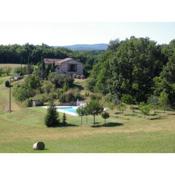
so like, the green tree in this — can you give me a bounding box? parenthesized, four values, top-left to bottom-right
(154, 56, 175, 106)
(42, 81, 55, 94)
(77, 106, 87, 125)
(108, 39, 120, 51)
(13, 84, 35, 101)
(24, 75, 41, 89)
(48, 72, 74, 88)
(117, 103, 126, 113)
(44, 102, 59, 127)
(85, 100, 103, 125)
(139, 103, 151, 116)
(77, 101, 104, 125)
(62, 113, 67, 126)
(121, 94, 134, 104)
(89, 37, 166, 103)
(159, 91, 169, 111)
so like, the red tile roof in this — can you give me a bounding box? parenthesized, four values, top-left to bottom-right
(44, 58, 73, 65)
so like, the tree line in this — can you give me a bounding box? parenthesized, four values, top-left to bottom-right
(0, 43, 71, 64)
(0, 43, 103, 77)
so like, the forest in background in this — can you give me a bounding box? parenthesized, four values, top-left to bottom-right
(1, 36, 175, 106)
(0, 43, 104, 76)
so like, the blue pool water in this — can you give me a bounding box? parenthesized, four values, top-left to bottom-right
(56, 106, 79, 116)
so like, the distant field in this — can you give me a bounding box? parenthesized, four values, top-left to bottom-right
(0, 64, 26, 68)
(0, 76, 175, 153)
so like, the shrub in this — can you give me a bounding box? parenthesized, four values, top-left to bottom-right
(48, 92, 58, 101)
(139, 103, 151, 115)
(0, 67, 12, 76)
(84, 91, 89, 97)
(90, 94, 101, 101)
(74, 90, 83, 100)
(24, 75, 41, 89)
(24, 99, 33, 107)
(4, 67, 12, 76)
(27, 64, 34, 74)
(147, 95, 159, 106)
(49, 72, 74, 88)
(40, 94, 50, 102)
(63, 82, 69, 92)
(121, 94, 135, 104)
(59, 92, 74, 103)
(41, 81, 55, 94)
(105, 93, 120, 104)
(59, 90, 83, 103)
(13, 85, 35, 101)
(0, 68, 4, 76)
(13, 66, 31, 75)
(62, 113, 67, 126)
(159, 91, 169, 111)
(44, 102, 59, 127)
(117, 103, 126, 113)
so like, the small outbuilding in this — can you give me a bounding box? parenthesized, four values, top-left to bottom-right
(32, 100, 43, 107)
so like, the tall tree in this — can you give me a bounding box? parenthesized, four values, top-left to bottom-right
(154, 55, 175, 106)
(89, 37, 167, 102)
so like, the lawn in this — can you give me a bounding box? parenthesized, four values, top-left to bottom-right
(0, 63, 25, 68)
(0, 76, 175, 153)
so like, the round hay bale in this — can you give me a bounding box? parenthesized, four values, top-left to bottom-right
(33, 141, 45, 150)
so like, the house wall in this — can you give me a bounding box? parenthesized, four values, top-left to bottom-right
(56, 60, 83, 75)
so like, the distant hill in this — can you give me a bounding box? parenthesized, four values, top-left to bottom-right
(62, 43, 108, 51)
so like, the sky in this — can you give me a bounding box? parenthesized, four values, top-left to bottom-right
(0, 22, 175, 46)
(0, 0, 174, 46)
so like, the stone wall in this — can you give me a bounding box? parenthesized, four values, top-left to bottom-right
(57, 60, 83, 75)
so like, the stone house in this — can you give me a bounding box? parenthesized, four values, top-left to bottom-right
(44, 58, 84, 77)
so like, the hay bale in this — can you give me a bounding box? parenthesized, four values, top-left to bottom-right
(33, 142, 45, 150)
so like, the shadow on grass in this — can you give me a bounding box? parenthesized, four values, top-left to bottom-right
(47, 123, 79, 128)
(58, 123, 79, 127)
(124, 113, 137, 117)
(33, 148, 49, 152)
(168, 112, 175, 115)
(91, 122, 123, 128)
(149, 113, 158, 116)
(114, 111, 123, 115)
(145, 114, 162, 120)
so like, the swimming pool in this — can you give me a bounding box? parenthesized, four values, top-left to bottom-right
(56, 106, 79, 116)
(42, 106, 79, 116)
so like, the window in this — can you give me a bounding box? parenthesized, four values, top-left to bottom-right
(69, 64, 77, 72)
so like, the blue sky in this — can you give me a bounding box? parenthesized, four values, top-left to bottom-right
(0, 22, 175, 45)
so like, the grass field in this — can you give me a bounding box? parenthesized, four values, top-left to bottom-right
(0, 63, 25, 68)
(0, 76, 175, 153)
